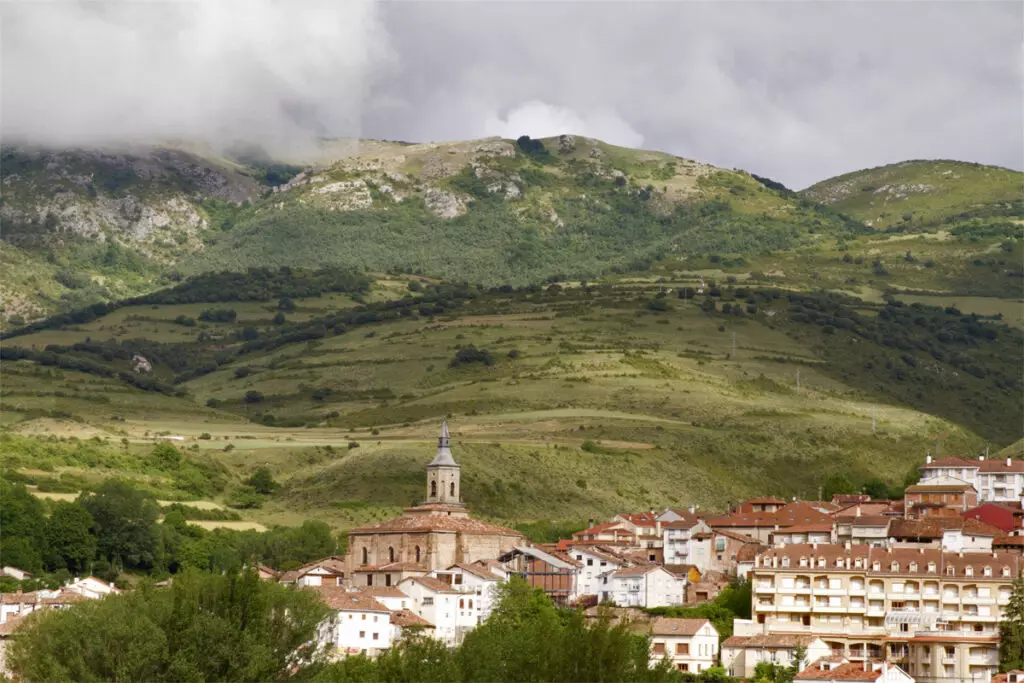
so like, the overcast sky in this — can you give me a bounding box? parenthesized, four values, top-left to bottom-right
(2, 1, 1021, 188)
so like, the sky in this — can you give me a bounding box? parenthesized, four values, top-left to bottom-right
(1, 0, 1021, 188)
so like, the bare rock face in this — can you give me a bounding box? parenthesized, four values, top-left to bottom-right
(424, 188, 466, 218)
(310, 180, 373, 210)
(558, 135, 577, 154)
(473, 139, 516, 158)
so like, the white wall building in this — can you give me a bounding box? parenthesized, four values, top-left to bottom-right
(919, 455, 1024, 504)
(431, 564, 502, 622)
(398, 576, 472, 646)
(568, 546, 627, 600)
(313, 591, 395, 658)
(662, 520, 710, 567)
(599, 566, 685, 608)
(646, 617, 719, 674)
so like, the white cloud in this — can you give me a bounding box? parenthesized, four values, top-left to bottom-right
(483, 101, 644, 148)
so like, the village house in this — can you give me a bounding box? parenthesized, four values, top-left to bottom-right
(279, 557, 347, 587)
(430, 563, 503, 621)
(0, 568, 31, 582)
(498, 545, 578, 606)
(598, 565, 685, 608)
(904, 477, 978, 519)
(690, 528, 764, 576)
(771, 523, 835, 546)
(308, 589, 395, 658)
(397, 575, 472, 646)
(748, 543, 1009, 683)
(63, 576, 120, 599)
(721, 632, 829, 679)
(994, 535, 1024, 555)
(346, 424, 523, 580)
(643, 617, 720, 674)
(888, 517, 999, 552)
(794, 657, 914, 683)
(662, 518, 710, 566)
(708, 501, 834, 544)
(918, 454, 1024, 504)
(567, 545, 628, 602)
(686, 569, 730, 604)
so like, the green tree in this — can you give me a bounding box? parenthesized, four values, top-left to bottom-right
(8, 568, 329, 682)
(43, 502, 96, 574)
(247, 467, 279, 495)
(152, 443, 181, 469)
(0, 482, 47, 572)
(862, 478, 890, 500)
(1001, 576, 1024, 671)
(80, 480, 160, 571)
(822, 473, 855, 501)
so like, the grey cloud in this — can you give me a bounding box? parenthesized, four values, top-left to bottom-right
(2, 1, 1020, 188)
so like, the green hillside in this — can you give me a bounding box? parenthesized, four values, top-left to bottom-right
(801, 159, 1023, 230)
(2, 271, 1019, 529)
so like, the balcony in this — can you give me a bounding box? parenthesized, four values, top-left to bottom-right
(812, 604, 847, 614)
(847, 603, 867, 613)
(755, 584, 776, 594)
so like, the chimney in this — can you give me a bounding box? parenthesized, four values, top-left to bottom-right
(689, 504, 696, 514)
(979, 455, 985, 461)
(926, 455, 932, 464)
(1008, 457, 1013, 468)
(588, 518, 595, 529)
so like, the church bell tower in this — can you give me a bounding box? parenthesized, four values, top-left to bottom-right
(425, 421, 462, 505)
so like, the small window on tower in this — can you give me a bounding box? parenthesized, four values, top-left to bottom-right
(431, 481, 437, 497)
(415, 546, 421, 563)
(450, 482, 456, 497)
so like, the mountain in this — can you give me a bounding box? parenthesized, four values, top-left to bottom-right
(0, 135, 863, 323)
(801, 159, 1023, 230)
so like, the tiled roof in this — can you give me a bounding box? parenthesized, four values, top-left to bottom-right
(566, 545, 628, 565)
(995, 535, 1024, 547)
(795, 659, 883, 681)
(302, 586, 389, 612)
(710, 502, 832, 530)
(280, 556, 347, 583)
(736, 544, 766, 562)
(0, 614, 28, 636)
(445, 563, 500, 581)
(663, 564, 699, 577)
(745, 497, 787, 505)
(0, 591, 86, 606)
(715, 529, 762, 544)
(404, 576, 463, 594)
(361, 586, 408, 599)
(979, 459, 1024, 473)
(754, 543, 1021, 578)
(905, 483, 975, 493)
(722, 633, 820, 648)
(390, 609, 434, 628)
(648, 617, 709, 636)
(612, 565, 660, 577)
(848, 515, 891, 528)
(617, 512, 659, 528)
(921, 457, 978, 469)
(350, 512, 522, 537)
(774, 523, 834, 534)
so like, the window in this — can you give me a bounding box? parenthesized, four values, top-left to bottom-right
(781, 557, 790, 568)
(372, 633, 379, 641)
(450, 482, 456, 497)
(576, 555, 583, 561)
(373, 615, 378, 622)
(415, 546, 421, 563)
(362, 614, 366, 620)
(653, 642, 666, 655)
(359, 631, 366, 638)
(891, 562, 900, 572)
(423, 597, 434, 606)
(927, 562, 937, 573)
(459, 599, 465, 609)
(389, 547, 395, 563)
(716, 538, 726, 552)
(678, 664, 689, 672)
(676, 643, 689, 655)
(469, 599, 473, 609)
(431, 480, 437, 497)
(385, 575, 392, 587)
(587, 558, 593, 566)
(799, 557, 808, 568)
(818, 558, 826, 568)
(367, 575, 373, 586)
(909, 562, 918, 572)
(873, 562, 881, 571)
(965, 566, 974, 577)
(946, 566, 955, 576)
(1004, 567, 1012, 577)
(361, 548, 368, 565)
(984, 566, 992, 577)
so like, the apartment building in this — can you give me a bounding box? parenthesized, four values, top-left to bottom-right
(749, 543, 1014, 683)
(905, 478, 978, 519)
(919, 454, 1024, 504)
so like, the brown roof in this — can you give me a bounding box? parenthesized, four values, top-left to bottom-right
(0, 614, 27, 636)
(648, 617, 710, 636)
(737, 544, 766, 562)
(390, 609, 434, 629)
(404, 576, 463, 594)
(722, 633, 821, 648)
(848, 515, 891, 528)
(663, 564, 699, 577)
(995, 536, 1024, 547)
(753, 543, 1021, 578)
(888, 517, 1000, 539)
(715, 529, 762, 544)
(361, 586, 408, 599)
(567, 545, 629, 565)
(711, 502, 832, 530)
(612, 565, 661, 577)
(0, 591, 86, 606)
(302, 586, 389, 612)
(921, 457, 978, 469)
(905, 483, 974, 493)
(795, 660, 882, 681)
(350, 512, 523, 537)
(617, 512, 659, 528)
(445, 563, 500, 581)
(745, 497, 787, 505)
(979, 459, 1024, 473)
(280, 556, 347, 583)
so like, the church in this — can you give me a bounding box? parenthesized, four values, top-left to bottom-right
(345, 423, 523, 587)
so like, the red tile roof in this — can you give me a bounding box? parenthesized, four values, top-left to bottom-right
(710, 502, 832, 530)
(361, 586, 408, 599)
(905, 483, 975, 493)
(350, 512, 522, 537)
(920, 457, 978, 469)
(390, 609, 434, 629)
(444, 563, 500, 581)
(979, 459, 1024, 473)
(302, 586, 389, 612)
(995, 535, 1024, 547)
(795, 659, 883, 681)
(404, 576, 463, 594)
(648, 617, 710, 636)
(0, 614, 27, 636)
(722, 633, 822, 648)
(745, 497, 787, 505)
(774, 523, 834, 534)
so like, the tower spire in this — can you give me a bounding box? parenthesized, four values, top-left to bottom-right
(425, 421, 461, 505)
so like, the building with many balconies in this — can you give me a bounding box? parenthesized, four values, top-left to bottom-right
(747, 543, 1014, 683)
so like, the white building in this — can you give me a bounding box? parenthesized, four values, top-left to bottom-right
(599, 566, 685, 608)
(431, 563, 502, 622)
(646, 617, 720, 674)
(662, 519, 711, 567)
(919, 455, 1024, 504)
(398, 576, 474, 646)
(567, 546, 627, 601)
(65, 576, 120, 600)
(310, 589, 395, 658)
(722, 630, 830, 679)
(0, 567, 31, 581)
(279, 557, 346, 587)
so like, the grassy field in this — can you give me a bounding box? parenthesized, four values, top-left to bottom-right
(6, 276, 1017, 531)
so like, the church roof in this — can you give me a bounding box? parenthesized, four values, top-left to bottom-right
(428, 421, 459, 467)
(349, 512, 523, 537)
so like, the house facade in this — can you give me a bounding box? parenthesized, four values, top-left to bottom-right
(599, 566, 685, 608)
(645, 617, 720, 674)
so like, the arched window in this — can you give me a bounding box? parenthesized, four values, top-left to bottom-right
(431, 480, 437, 497)
(361, 547, 368, 565)
(450, 482, 456, 497)
(389, 547, 395, 563)
(415, 546, 421, 563)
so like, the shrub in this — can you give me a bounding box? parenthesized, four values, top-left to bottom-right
(450, 346, 494, 368)
(243, 390, 264, 404)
